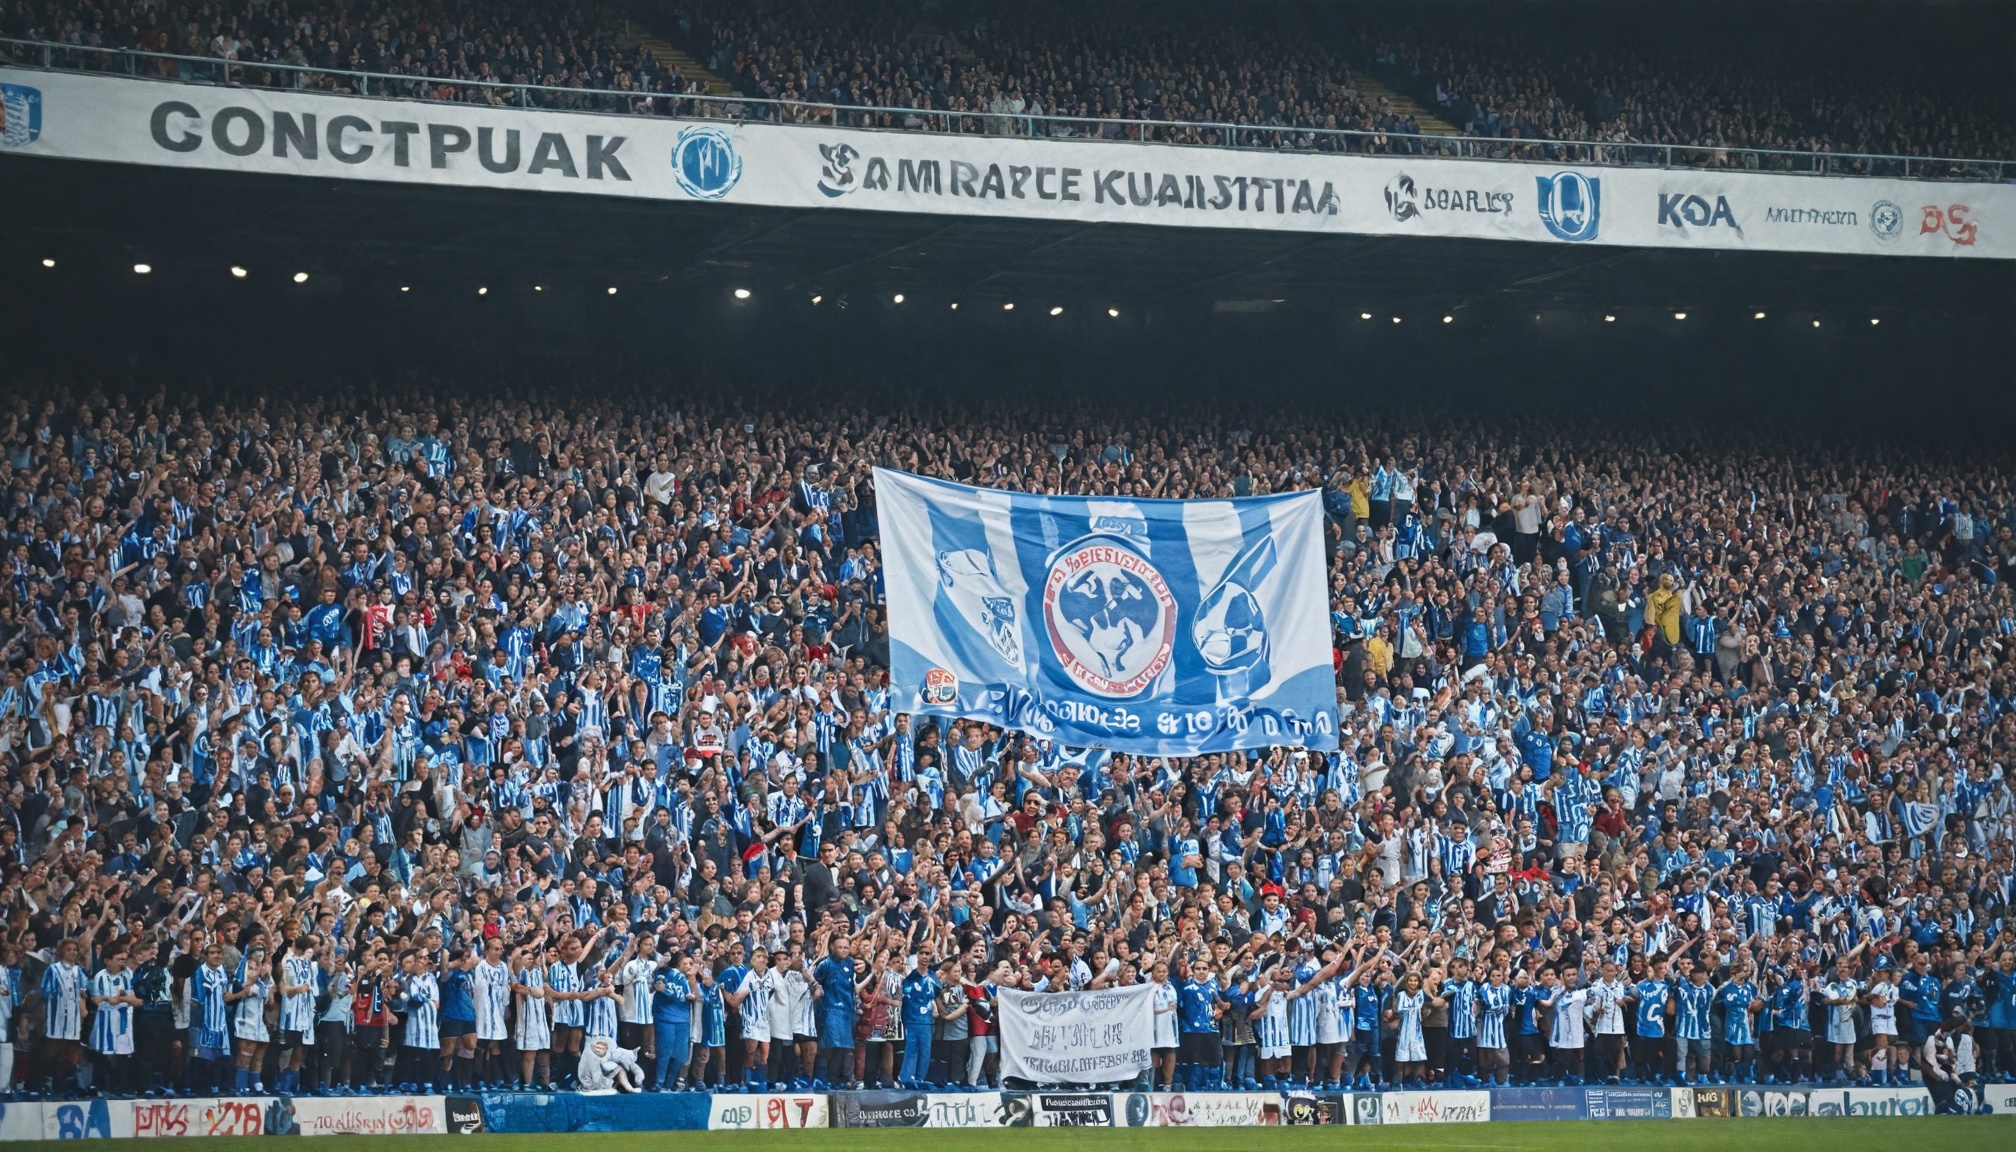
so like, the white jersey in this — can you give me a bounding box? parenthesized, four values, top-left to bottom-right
(473, 960, 512, 1041)
(619, 958, 656, 1025)
(514, 965, 550, 1051)
(1550, 987, 1588, 1049)
(1586, 979, 1628, 1035)
(1825, 979, 1861, 1045)
(737, 969, 774, 1040)
(279, 954, 320, 1033)
(233, 966, 272, 1043)
(89, 969, 135, 1055)
(1256, 989, 1290, 1059)
(1152, 981, 1180, 1049)
(771, 969, 809, 1041)
(1867, 981, 1899, 1036)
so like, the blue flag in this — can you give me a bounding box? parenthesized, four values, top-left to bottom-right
(876, 468, 1338, 755)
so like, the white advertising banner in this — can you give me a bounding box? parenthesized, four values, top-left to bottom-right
(287, 1095, 448, 1136)
(1113, 1091, 1284, 1126)
(997, 984, 1155, 1085)
(1378, 1089, 1492, 1124)
(707, 1092, 829, 1130)
(1, 67, 2008, 259)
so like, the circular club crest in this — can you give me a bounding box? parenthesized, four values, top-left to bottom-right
(1041, 535, 1176, 698)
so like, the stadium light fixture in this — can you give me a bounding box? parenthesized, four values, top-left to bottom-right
(40, 258, 54, 268)
(1442, 315, 1453, 324)
(1813, 319, 1821, 328)
(534, 285, 543, 293)
(1392, 317, 1401, 324)
(230, 266, 247, 279)
(1754, 311, 1766, 320)
(293, 272, 309, 283)
(1003, 303, 1014, 311)
(607, 287, 618, 295)
(1108, 309, 1119, 318)
(478, 286, 489, 296)
(1604, 315, 1615, 323)
(1870, 318, 1880, 326)
(734, 288, 751, 299)
(950, 302, 958, 310)
(1050, 306, 1064, 316)
(1674, 311, 1687, 320)
(892, 294, 905, 304)
(133, 263, 152, 274)
(1360, 313, 1371, 320)
(400, 286, 410, 293)
(811, 295, 822, 304)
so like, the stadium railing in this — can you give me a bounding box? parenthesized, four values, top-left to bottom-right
(3, 37, 2009, 183)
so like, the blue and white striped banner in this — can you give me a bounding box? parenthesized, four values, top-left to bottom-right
(876, 468, 1338, 755)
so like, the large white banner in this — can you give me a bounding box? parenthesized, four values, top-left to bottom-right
(877, 468, 1338, 755)
(997, 985, 1155, 1085)
(1, 67, 2008, 259)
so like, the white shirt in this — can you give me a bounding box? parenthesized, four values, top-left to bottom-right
(1550, 987, 1588, 1048)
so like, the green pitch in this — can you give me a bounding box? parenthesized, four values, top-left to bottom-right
(7, 1116, 2008, 1152)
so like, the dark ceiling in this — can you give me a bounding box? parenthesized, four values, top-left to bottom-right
(3, 154, 2007, 316)
(2, 153, 2009, 427)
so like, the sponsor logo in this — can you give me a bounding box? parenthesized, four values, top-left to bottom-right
(817, 142, 861, 197)
(1658, 192, 1741, 234)
(1920, 203, 1977, 246)
(1383, 173, 1513, 221)
(1871, 199, 1904, 240)
(1380, 1090, 1490, 1124)
(1536, 171, 1601, 242)
(1042, 533, 1176, 698)
(921, 667, 959, 706)
(445, 1096, 485, 1134)
(1765, 206, 1860, 226)
(672, 125, 740, 199)
(0, 82, 42, 149)
(1353, 1095, 1383, 1125)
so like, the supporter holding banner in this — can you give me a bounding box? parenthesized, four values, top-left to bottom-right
(997, 985, 1156, 1085)
(876, 468, 1338, 755)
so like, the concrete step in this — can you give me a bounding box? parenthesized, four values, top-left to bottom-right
(1355, 76, 1463, 136)
(630, 28, 736, 96)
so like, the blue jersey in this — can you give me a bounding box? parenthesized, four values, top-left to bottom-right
(88, 968, 134, 1053)
(1511, 984, 1544, 1035)
(1717, 981, 1759, 1045)
(41, 962, 87, 1042)
(653, 967, 693, 1026)
(1633, 979, 1670, 1037)
(440, 967, 475, 1022)
(1773, 980, 1811, 1030)
(1675, 980, 1715, 1040)
(402, 972, 439, 1048)
(1476, 982, 1511, 1049)
(585, 986, 620, 1038)
(1445, 978, 1477, 1041)
(193, 964, 234, 1051)
(1178, 976, 1221, 1033)
(699, 983, 728, 1047)
(900, 971, 941, 1026)
(815, 957, 858, 1020)
(548, 962, 584, 1027)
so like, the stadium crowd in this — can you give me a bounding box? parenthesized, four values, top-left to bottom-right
(3, 0, 2010, 168)
(0, 382, 2010, 1106)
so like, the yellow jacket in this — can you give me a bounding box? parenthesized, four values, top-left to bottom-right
(1647, 577, 1683, 644)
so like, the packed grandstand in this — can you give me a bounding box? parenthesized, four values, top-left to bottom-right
(0, 381, 2009, 1102)
(2, 0, 2011, 173)
(0, 0, 2011, 1122)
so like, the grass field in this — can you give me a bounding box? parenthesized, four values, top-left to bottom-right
(6, 1116, 2009, 1152)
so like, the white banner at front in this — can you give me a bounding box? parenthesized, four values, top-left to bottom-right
(997, 985, 1155, 1085)
(2, 66, 2011, 258)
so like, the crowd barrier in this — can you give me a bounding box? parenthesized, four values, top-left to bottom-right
(0, 1083, 2008, 1137)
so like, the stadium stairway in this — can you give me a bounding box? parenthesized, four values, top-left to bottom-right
(1354, 76, 1462, 136)
(627, 25, 736, 96)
